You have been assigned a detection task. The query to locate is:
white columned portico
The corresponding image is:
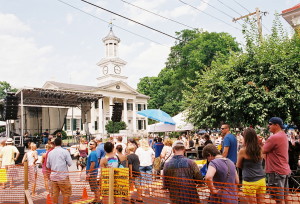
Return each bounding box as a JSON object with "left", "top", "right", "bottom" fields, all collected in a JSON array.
[
  {"left": 98, "top": 98, "right": 104, "bottom": 135},
  {"left": 109, "top": 97, "right": 113, "bottom": 119},
  {"left": 132, "top": 100, "right": 137, "bottom": 132},
  {"left": 123, "top": 98, "right": 128, "bottom": 125}
]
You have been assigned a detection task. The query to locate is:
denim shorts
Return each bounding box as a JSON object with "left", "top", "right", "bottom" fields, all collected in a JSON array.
[{"left": 267, "top": 173, "right": 289, "bottom": 200}]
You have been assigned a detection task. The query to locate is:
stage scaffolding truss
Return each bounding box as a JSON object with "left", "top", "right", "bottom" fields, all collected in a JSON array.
[{"left": 16, "top": 88, "right": 103, "bottom": 107}]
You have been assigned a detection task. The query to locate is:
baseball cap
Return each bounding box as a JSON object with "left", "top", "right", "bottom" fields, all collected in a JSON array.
[
  {"left": 269, "top": 117, "right": 284, "bottom": 129},
  {"left": 172, "top": 140, "right": 185, "bottom": 148}
]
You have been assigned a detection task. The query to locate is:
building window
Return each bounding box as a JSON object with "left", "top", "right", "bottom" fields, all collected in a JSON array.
[
  {"left": 95, "top": 101, "right": 99, "bottom": 109},
  {"left": 66, "top": 119, "right": 71, "bottom": 130},
  {"left": 137, "top": 119, "right": 146, "bottom": 130},
  {"left": 72, "top": 119, "right": 77, "bottom": 131},
  {"left": 127, "top": 103, "right": 133, "bottom": 111},
  {"left": 95, "top": 120, "right": 98, "bottom": 130},
  {"left": 137, "top": 104, "right": 145, "bottom": 111}
]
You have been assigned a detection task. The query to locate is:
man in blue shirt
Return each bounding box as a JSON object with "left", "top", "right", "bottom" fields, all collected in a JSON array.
[
  {"left": 86, "top": 140, "right": 101, "bottom": 204},
  {"left": 154, "top": 137, "right": 164, "bottom": 158},
  {"left": 46, "top": 138, "right": 72, "bottom": 204},
  {"left": 96, "top": 137, "right": 106, "bottom": 163},
  {"left": 221, "top": 124, "right": 237, "bottom": 163}
]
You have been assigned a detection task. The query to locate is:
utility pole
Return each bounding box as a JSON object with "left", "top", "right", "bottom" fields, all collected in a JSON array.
[{"left": 233, "top": 7, "right": 264, "bottom": 43}]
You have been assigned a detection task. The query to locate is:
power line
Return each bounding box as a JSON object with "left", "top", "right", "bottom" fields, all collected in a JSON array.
[
  {"left": 200, "top": 0, "right": 242, "bottom": 26},
  {"left": 216, "top": 0, "right": 243, "bottom": 16},
  {"left": 178, "top": 0, "right": 241, "bottom": 31},
  {"left": 56, "top": 0, "right": 170, "bottom": 47},
  {"left": 232, "top": 0, "right": 250, "bottom": 13},
  {"left": 81, "top": 0, "right": 181, "bottom": 41},
  {"left": 120, "top": 0, "right": 195, "bottom": 30}
]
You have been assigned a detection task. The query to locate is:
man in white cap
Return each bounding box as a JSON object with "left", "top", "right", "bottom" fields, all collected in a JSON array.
[{"left": 0, "top": 138, "right": 20, "bottom": 189}]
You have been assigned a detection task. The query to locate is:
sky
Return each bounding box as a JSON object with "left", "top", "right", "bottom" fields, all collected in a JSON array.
[{"left": 0, "top": 0, "right": 298, "bottom": 90}]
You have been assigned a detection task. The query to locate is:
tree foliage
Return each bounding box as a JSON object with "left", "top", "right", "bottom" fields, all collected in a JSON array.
[
  {"left": 105, "top": 121, "right": 127, "bottom": 134},
  {"left": 184, "top": 16, "right": 300, "bottom": 128},
  {"left": 137, "top": 29, "right": 240, "bottom": 116},
  {"left": 0, "top": 81, "right": 17, "bottom": 99}
]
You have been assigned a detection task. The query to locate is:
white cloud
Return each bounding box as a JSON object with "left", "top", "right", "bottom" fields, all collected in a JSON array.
[
  {"left": 123, "top": 0, "right": 208, "bottom": 25},
  {"left": 119, "top": 42, "right": 145, "bottom": 59},
  {"left": 66, "top": 13, "right": 73, "bottom": 24},
  {"left": 124, "top": 43, "right": 170, "bottom": 88},
  {"left": 0, "top": 13, "right": 31, "bottom": 35}
]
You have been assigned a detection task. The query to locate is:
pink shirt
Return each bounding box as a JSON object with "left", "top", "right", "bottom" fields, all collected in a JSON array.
[{"left": 263, "top": 131, "right": 290, "bottom": 175}]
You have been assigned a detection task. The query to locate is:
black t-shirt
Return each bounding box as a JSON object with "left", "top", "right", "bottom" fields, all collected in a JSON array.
[
  {"left": 127, "top": 153, "right": 140, "bottom": 176},
  {"left": 43, "top": 132, "right": 49, "bottom": 137}
]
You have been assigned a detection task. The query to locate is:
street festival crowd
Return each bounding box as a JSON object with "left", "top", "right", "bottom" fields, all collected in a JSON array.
[{"left": 0, "top": 117, "right": 300, "bottom": 204}]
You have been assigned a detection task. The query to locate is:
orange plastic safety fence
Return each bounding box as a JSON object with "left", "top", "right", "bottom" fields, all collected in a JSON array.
[
  {"left": 0, "top": 164, "right": 25, "bottom": 203},
  {"left": 2, "top": 165, "right": 300, "bottom": 204}
]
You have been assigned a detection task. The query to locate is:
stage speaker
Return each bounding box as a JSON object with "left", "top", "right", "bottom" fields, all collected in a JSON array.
[
  {"left": 111, "top": 103, "right": 123, "bottom": 122},
  {"left": 3, "top": 95, "right": 19, "bottom": 120},
  {"left": 15, "top": 146, "right": 25, "bottom": 165}
]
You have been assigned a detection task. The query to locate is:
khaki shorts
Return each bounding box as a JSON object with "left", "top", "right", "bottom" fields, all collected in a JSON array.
[{"left": 51, "top": 177, "right": 72, "bottom": 197}]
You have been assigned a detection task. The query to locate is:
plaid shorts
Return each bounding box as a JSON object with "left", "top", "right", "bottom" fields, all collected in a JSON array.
[{"left": 267, "top": 173, "right": 289, "bottom": 200}]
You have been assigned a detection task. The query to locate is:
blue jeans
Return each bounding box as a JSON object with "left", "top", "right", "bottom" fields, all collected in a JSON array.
[
  {"left": 43, "top": 137, "right": 48, "bottom": 144},
  {"left": 139, "top": 165, "right": 152, "bottom": 185}
]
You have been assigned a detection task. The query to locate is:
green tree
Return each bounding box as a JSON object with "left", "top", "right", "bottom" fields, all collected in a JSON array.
[
  {"left": 105, "top": 121, "right": 127, "bottom": 134},
  {"left": 137, "top": 29, "right": 240, "bottom": 116},
  {"left": 0, "top": 81, "right": 17, "bottom": 99},
  {"left": 184, "top": 17, "right": 300, "bottom": 128}
]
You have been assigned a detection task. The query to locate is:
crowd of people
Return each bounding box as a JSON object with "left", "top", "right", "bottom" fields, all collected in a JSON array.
[{"left": 0, "top": 116, "right": 300, "bottom": 204}]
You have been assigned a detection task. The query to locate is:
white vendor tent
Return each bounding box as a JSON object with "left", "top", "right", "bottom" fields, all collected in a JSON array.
[
  {"left": 173, "top": 111, "right": 194, "bottom": 131},
  {"left": 147, "top": 122, "right": 175, "bottom": 132},
  {"left": 147, "top": 111, "right": 194, "bottom": 132}
]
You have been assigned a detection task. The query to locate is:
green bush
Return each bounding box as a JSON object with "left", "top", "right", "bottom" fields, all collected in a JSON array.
[{"left": 105, "top": 121, "right": 127, "bottom": 134}]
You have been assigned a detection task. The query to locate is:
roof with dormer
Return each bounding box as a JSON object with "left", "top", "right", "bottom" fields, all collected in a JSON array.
[{"left": 102, "top": 28, "right": 120, "bottom": 43}]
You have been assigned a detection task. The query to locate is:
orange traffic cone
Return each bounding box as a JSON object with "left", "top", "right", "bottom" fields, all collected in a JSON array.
[
  {"left": 46, "top": 194, "right": 53, "bottom": 204},
  {"left": 82, "top": 187, "right": 88, "bottom": 199}
]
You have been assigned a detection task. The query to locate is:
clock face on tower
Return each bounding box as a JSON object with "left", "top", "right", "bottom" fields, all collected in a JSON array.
[
  {"left": 114, "top": 65, "right": 121, "bottom": 74},
  {"left": 103, "top": 66, "right": 108, "bottom": 75}
]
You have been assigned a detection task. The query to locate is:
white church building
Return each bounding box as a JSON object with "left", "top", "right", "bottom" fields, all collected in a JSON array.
[{"left": 42, "top": 28, "right": 149, "bottom": 137}]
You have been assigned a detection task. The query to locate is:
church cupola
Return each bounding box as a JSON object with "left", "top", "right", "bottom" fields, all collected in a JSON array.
[{"left": 102, "top": 27, "right": 120, "bottom": 58}]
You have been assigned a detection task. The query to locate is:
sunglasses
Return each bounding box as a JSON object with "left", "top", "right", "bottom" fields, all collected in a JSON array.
[
  {"left": 268, "top": 123, "right": 274, "bottom": 126},
  {"left": 221, "top": 128, "right": 227, "bottom": 130},
  {"left": 89, "top": 143, "right": 96, "bottom": 146}
]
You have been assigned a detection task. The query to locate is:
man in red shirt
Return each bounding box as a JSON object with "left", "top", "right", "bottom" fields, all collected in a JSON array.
[{"left": 263, "top": 117, "right": 290, "bottom": 204}]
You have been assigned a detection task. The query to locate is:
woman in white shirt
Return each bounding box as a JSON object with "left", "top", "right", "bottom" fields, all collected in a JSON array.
[
  {"left": 160, "top": 138, "right": 173, "bottom": 174},
  {"left": 135, "top": 139, "right": 155, "bottom": 197}
]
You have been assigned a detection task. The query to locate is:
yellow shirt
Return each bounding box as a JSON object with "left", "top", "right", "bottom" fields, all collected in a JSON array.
[{"left": 0, "top": 145, "right": 19, "bottom": 167}]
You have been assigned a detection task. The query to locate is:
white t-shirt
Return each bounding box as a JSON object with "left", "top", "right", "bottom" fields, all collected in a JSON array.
[
  {"left": 161, "top": 146, "right": 173, "bottom": 163},
  {"left": 0, "top": 145, "right": 19, "bottom": 167},
  {"left": 135, "top": 147, "right": 154, "bottom": 166}
]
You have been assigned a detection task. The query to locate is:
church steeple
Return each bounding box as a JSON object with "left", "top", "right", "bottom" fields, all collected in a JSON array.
[
  {"left": 102, "top": 27, "right": 120, "bottom": 58},
  {"left": 96, "top": 28, "right": 127, "bottom": 85}
]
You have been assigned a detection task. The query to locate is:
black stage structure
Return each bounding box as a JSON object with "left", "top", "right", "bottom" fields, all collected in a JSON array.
[{"left": 12, "top": 88, "right": 103, "bottom": 146}]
